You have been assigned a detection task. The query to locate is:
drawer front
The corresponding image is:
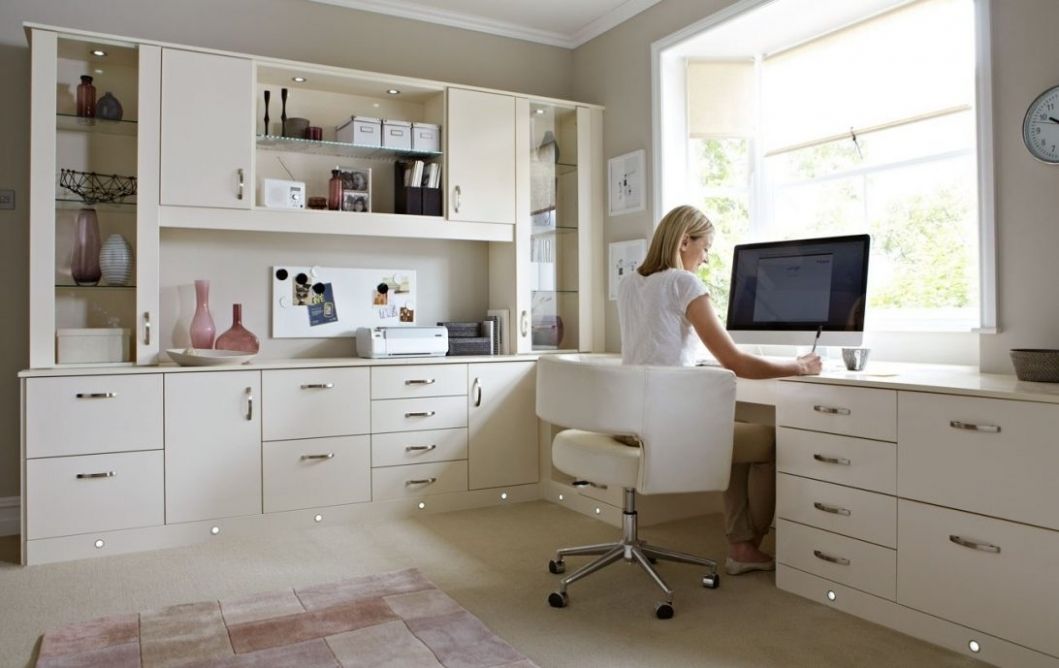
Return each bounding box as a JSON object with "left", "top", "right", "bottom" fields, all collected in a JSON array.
[
  {"left": 371, "top": 429, "right": 468, "bottom": 467},
  {"left": 777, "top": 473, "right": 896, "bottom": 548},
  {"left": 27, "top": 451, "right": 164, "bottom": 539},
  {"left": 898, "top": 392, "right": 1059, "bottom": 531},
  {"left": 371, "top": 364, "right": 467, "bottom": 399},
  {"left": 371, "top": 461, "right": 468, "bottom": 501},
  {"left": 262, "top": 368, "right": 370, "bottom": 441},
  {"left": 26, "top": 375, "right": 163, "bottom": 458},
  {"left": 777, "top": 383, "right": 896, "bottom": 442},
  {"left": 777, "top": 518, "right": 896, "bottom": 600},
  {"left": 777, "top": 427, "right": 896, "bottom": 494},
  {"left": 263, "top": 436, "right": 371, "bottom": 513},
  {"left": 898, "top": 499, "right": 1059, "bottom": 657},
  {"left": 371, "top": 396, "right": 467, "bottom": 433}
]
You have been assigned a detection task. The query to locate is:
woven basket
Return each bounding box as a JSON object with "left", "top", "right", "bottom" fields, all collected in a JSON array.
[{"left": 1009, "top": 349, "right": 1059, "bottom": 383}]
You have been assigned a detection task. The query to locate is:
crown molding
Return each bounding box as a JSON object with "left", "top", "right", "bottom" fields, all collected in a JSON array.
[{"left": 571, "top": 0, "right": 663, "bottom": 47}]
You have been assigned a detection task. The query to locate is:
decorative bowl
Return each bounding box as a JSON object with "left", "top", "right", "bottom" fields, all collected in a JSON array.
[
  {"left": 167, "top": 348, "right": 256, "bottom": 367},
  {"left": 1009, "top": 348, "right": 1059, "bottom": 383}
]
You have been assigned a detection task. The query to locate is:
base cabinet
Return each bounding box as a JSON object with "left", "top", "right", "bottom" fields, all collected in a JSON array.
[{"left": 468, "top": 361, "right": 538, "bottom": 489}]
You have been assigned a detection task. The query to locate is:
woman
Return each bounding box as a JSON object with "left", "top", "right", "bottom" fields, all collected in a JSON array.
[{"left": 617, "top": 204, "right": 822, "bottom": 574}]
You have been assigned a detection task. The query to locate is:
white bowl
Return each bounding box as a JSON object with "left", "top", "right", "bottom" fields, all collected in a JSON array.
[{"left": 166, "top": 348, "right": 256, "bottom": 367}]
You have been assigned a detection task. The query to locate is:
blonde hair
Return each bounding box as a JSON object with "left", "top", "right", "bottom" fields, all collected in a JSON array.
[{"left": 638, "top": 205, "right": 715, "bottom": 276}]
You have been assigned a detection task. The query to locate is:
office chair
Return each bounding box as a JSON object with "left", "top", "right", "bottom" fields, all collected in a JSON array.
[{"left": 536, "top": 354, "right": 736, "bottom": 619}]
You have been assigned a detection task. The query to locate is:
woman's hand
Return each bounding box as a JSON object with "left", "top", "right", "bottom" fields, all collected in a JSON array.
[{"left": 796, "top": 353, "right": 823, "bottom": 376}]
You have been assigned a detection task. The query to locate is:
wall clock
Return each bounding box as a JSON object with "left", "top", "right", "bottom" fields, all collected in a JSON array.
[{"left": 1023, "top": 84, "right": 1059, "bottom": 163}]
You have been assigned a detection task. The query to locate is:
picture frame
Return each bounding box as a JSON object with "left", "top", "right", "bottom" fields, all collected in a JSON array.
[
  {"left": 342, "top": 190, "right": 370, "bottom": 213},
  {"left": 608, "top": 238, "right": 647, "bottom": 301},
  {"left": 608, "top": 149, "right": 646, "bottom": 217},
  {"left": 339, "top": 167, "right": 372, "bottom": 196}
]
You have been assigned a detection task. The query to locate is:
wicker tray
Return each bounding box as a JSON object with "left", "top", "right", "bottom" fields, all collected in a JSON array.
[{"left": 1009, "top": 349, "right": 1059, "bottom": 383}]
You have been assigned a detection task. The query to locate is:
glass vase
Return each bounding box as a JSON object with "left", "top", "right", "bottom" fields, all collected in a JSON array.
[
  {"left": 215, "top": 303, "right": 260, "bottom": 353},
  {"left": 189, "top": 279, "right": 216, "bottom": 349},
  {"left": 71, "top": 208, "right": 102, "bottom": 286},
  {"left": 76, "top": 75, "right": 96, "bottom": 118}
]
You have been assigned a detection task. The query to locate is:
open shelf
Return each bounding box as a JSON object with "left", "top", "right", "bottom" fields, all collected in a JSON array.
[
  {"left": 56, "top": 113, "right": 137, "bottom": 136},
  {"left": 55, "top": 284, "right": 137, "bottom": 290},
  {"left": 55, "top": 198, "right": 136, "bottom": 211},
  {"left": 256, "top": 135, "right": 442, "bottom": 162}
]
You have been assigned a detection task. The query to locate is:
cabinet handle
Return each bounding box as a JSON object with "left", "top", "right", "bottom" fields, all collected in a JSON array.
[
  {"left": 300, "top": 383, "right": 335, "bottom": 390},
  {"left": 405, "top": 411, "right": 436, "bottom": 418},
  {"left": 405, "top": 477, "right": 438, "bottom": 486},
  {"left": 472, "top": 377, "right": 482, "bottom": 407},
  {"left": 143, "top": 312, "right": 151, "bottom": 346},
  {"left": 813, "top": 501, "right": 851, "bottom": 516},
  {"left": 949, "top": 534, "right": 1001, "bottom": 553},
  {"left": 813, "top": 550, "right": 850, "bottom": 566},
  {"left": 237, "top": 168, "right": 245, "bottom": 200},
  {"left": 76, "top": 471, "right": 116, "bottom": 479},
  {"left": 813, "top": 453, "right": 851, "bottom": 466},
  {"left": 405, "top": 379, "right": 436, "bottom": 385},
  {"left": 245, "top": 387, "right": 253, "bottom": 421},
  {"left": 405, "top": 445, "right": 437, "bottom": 453},
  {"left": 453, "top": 185, "right": 461, "bottom": 213},
  {"left": 813, "top": 405, "right": 851, "bottom": 416},
  {"left": 300, "top": 453, "right": 335, "bottom": 461},
  {"left": 949, "top": 420, "right": 1001, "bottom": 434},
  {"left": 76, "top": 392, "right": 117, "bottom": 399},
  {"left": 520, "top": 310, "right": 529, "bottom": 337}
]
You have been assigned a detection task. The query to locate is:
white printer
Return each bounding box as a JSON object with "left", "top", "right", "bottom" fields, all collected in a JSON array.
[{"left": 355, "top": 326, "right": 448, "bottom": 358}]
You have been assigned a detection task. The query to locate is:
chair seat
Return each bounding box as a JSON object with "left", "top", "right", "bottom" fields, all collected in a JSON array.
[{"left": 553, "top": 429, "right": 641, "bottom": 489}]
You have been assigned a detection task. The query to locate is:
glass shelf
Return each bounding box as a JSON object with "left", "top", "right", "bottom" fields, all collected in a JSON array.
[
  {"left": 56, "top": 113, "right": 137, "bottom": 136},
  {"left": 55, "top": 283, "right": 136, "bottom": 289},
  {"left": 532, "top": 224, "right": 578, "bottom": 234},
  {"left": 532, "top": 289, "right": 579, "bottom": 294},
  {"left": 55, "top": 198, "right": 137, "bottom": 211},
  {"left": 256, "top": 135, "right": 443, "bottom": 161}
]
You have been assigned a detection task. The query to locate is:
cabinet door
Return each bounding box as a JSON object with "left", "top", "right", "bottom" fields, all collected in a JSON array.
[
  {"left": 160, "top": 49, "right": 253, "bottom": 208},
  {"left": 165, "top": 371, "right": 261, "bottom": 523},
  {"left": 467, "top": 362, "right": 538, "bottom": 489},
  {"left": 447, "top": 88, "right": 515, "bottom": 224}
]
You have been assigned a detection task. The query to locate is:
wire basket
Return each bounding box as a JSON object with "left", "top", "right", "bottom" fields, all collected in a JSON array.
[{"left": 59, "top": 168, "right": 137, "bottom": 204}]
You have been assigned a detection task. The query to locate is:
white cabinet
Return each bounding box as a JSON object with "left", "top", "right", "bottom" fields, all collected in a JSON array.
[
  {"left": 262, "top": 435, "right": 371, "bottom": 513},
  {"left": 468, "top": 361, "right": 538, "bottom": 489},
  {"left": 164, "top": 371, "right": 261, "bottom": 523},
  {"left": 160, "top": 48, "right": 253, "bottom": 208},
  {"left": 262, "top": 368, "right": 370, "bottom": 441},
  {"left": 446, "top": 87, "right": 516, "bottom": 225}
]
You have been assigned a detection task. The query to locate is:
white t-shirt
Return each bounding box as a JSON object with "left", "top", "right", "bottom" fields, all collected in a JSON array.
[{"left": 618, "top": 268, "right": 709, "bottom": 367}]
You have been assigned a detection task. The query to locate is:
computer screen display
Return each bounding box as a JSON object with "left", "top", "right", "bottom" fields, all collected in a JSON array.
[{"left": 725, "top": 234, "right": 870, "bottom": 346}]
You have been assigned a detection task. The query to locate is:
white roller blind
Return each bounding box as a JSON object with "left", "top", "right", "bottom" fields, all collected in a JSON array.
[
  {"left": 687, "top": 61, "right": 755, "bottom": 137},
  {"left": 761, "top": 0, "right": 974, "bottom": 154}
]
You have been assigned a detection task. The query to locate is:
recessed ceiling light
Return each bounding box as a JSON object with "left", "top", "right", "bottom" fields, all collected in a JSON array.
[
  {"left": 292, "top": 76, "right": 307, "bottom": 82},
  {"left": 91, "top": 49, "right": 107, "bottom": 57},
  {"left": 94, "top": 69, "right": 104, "bottom": 75},
  {"left": 535, "top": 109, "right": 545, "bottom": 115},
  {"left": 387, "top": 89, "right": 400, "bottom": 95}
]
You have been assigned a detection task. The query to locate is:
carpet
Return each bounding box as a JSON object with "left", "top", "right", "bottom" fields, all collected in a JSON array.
[{"left": 35, "top": 568, "right": 537, "bottom": 668}]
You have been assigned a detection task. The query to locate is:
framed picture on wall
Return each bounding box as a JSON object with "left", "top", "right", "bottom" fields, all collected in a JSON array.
[
  {"left": 609, "top": 238, "right": 647, "bottom": 300},
  {"left": 608, "top": 149, "right": 646, "bottom": 216}
]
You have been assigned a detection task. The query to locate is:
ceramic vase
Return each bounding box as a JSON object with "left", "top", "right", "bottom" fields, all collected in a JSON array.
[
  {"left": 99, "top": 233, "right": 132, "bottom": 286},
  {"left": 189, "top": 279, "right": 216, "bottom": 349},
  {"left": 215, "top": 304, "right": 260, "bottom": 353},
  {"left": 71, "top": 208, "right": 102, "bottom": 286},
  {"left": 95, "top": 92, "right": 123, "bottom": 121}
]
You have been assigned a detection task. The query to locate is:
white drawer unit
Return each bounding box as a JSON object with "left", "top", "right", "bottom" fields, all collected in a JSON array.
[
  {"left": 776, "top": 427, "right": 896, "bottom": 495},
  {"left": 371, "top": 364, "right": 467, "bottom": 400},
  {"left": 371, "top": 428, "right": 468, "bottom": 467},
  {"left": 777, "top": 473, "right": 896, "bottom": 548},
  {"left": 262, "top": 368, "right": 370, "bottom": 441},
  {"left": 25, "top": 375, "right": 163, "bottom": 458},
  {"left": 371, "top": 460, "right": 469, "bottom": 501},
  {"left": 777, "top": 519, "right": 896, "bottom": 600},
  {"left": 898, "top": 499, "right": 1059, "bottom": 658},
  {"left": 26, "top": 451, "right": 164, "bottom": 539},
  {"left": 262, "top": 436, "right": 371, "bottom": 513},
  {"left": 777, "top": 383, "right": 896, "bottom": 442},
  {"left": 371, "top": 396, "right": 467, "bottom": 433},
  {"left": 898, "top": 392, "right": 1059, "bottom": 531}
]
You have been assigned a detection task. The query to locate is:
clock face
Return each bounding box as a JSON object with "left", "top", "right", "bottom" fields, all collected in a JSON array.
[{"left": 1023, "top": 85, "right": 1059, "bottom": 163}]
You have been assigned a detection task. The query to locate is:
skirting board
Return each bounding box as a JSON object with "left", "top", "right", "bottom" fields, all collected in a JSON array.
[{"left": 0, "top": 496, "right": 20, "bottom": 537}]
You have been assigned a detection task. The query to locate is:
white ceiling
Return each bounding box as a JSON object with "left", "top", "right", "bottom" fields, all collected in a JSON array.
[{"left": 309, "top": 0, "right": 663, "bottom": 48}]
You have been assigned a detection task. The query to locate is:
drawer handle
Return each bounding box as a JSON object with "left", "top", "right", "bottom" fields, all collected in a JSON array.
[
  {"left": 405, "top": 445, "right": 437, "bottom": 453},
  {"left": 813, "top": 454, "right": 851, "bottom": 466},
  {"left": 813, "top": 405, "right": 851, "bottom": 416},
  {"left": 300, "top": 383, "right": 335, "bottom": 390},
  {"left": 405, "top": 477, "right": 438, "bottom": 486},
  {"left": 76, "top": 471, "right": 116, "bottom": 479},
  {"left": 405, "top": 379, "right": 436, "bottom": 385},
  {"left": 245, "top": 387, "right": 254, "bottom": 421},
  {"left": 405, "top": 411, "right": 436, "bottom": 418},
  {"left": 949, "top": 534, "right": 1001, "bottom": 554},
  {"left": 949, "top": 420, "right": 1001, "bottom": 434},
  {"left": 813, "top": 549, "right": 851, "bottom": 566},
  {"left": 813, "top": 502, "right": 851, "bottom": 516},
  {"left": 76, "top": 392, "right": 117, "bottom": 399},
  {"left": 300, "top": 453, "right": 335, "bottom": 461}
]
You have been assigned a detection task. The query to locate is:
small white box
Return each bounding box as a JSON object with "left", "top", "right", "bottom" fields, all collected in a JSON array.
[
  {"left": 382, "top": 119, "right": 413, "bottom": 150},
  {"left": 336, "top": 116, "right": 381, "bottom": 147},
  {"left": 57, "top": 328, "right": 130, "bottom": 364},
  {"left": 411, "top": 122, "right": 440, "bottom": 152}
]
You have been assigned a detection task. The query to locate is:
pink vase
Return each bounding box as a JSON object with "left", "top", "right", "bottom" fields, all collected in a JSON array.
[
  {"left": 189, "top": 280, "right": 216, "bottom": 349},
  {"left": 71, "top": 208, "right": 102, "bottom": 286},
  {"left": 215, "top": 303, "right": 260, "bottom": 353}
]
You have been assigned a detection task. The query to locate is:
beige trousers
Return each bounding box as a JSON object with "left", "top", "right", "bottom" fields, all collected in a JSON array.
[{"left": 723, "top": 422, "right": 776, "bottom": 544}]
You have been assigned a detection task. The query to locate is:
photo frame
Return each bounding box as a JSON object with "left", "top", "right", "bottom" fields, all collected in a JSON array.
[
  {"left": 339, "top": 166, "right": 371, "bottom": 200},
  {"left": 608, "top": 149, "right": 646, "bottom": 216},
  {"left": 342, "top": 190, "right": 370, "bottom": 212},
  {"left": 608, "top": 238, "right": 647, "bottom": 300}
]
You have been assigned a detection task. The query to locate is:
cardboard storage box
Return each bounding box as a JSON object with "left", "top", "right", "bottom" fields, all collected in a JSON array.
[
  {"left": 336, "top": 116, "right": 382, "bottom": 147},
  {"left": 382, "top": 119, "right": 412, "bottom": 150},
  {"left": 412, "top": 122, "right": 440, "bottom": 152},
  {"left": 57, "top": 328, "right": 130, "bottom": 364}
]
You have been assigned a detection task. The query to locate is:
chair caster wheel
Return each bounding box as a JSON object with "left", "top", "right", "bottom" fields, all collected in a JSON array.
[
  {"left": 702, "top": 573, "right": 720, "bottom": 589},
  {"left": 549, "top": 559, "right": 566, "bottom": 574},
  {"left": 548, "top": 592, "right": 568, "bottom": 608},
  {"left": 647, "top": 556, "right": 658, "bottom": 564},
  {"left": 655, "top": 602, "right": 674, "bottom": 619}
]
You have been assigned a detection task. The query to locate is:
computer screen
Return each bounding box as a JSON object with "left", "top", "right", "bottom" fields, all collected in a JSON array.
[{"left": 725, "top": 234, "right": 870, "bottom": 346}]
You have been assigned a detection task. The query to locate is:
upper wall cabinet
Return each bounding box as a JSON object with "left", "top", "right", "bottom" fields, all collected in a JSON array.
[
  {"left": 160, "top": 49, "right": 254, "bottom": 209},
  {"left": 447, "top": 88, "right": 516, "bottom": 225}
]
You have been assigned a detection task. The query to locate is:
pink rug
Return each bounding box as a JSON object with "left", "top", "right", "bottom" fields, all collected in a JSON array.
[{"left": 36, "top": 568, "right": 537, "bottom": 667}]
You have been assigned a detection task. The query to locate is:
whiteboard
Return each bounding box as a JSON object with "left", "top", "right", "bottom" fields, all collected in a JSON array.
[{"left": 271, "top": 265, "right": 417, "bottom": 338}]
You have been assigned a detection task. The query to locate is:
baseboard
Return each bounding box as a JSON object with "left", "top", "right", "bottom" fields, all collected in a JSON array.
[{"left": 0, "top": 496, "right": 20, "bottom": 537}]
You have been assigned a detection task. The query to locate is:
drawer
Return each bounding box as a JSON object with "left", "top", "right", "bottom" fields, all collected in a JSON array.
[
  {"left": 263, "top": 436, "right": 371, "bottom": 513},
  {"left": 898, "top": 499, "right": 1059, "bottom": 657},
  {"left": 777, "top": 383, "right": 896, "bottom": 442},
  {"left": 371, "top": 461, "right": 468, "bottom": 501},
  {"left": 898, "top": 392, "right": 1059, "bottom": 531},
  {"left": 371, "top": 428, "right": 468, "bottom": 467},
  {"left": 25, "top": 375, "right": 163, "bottom": 458},
  {"left": 371, "top": 364, "right": 467, "bottom": 399},
  {"left": 262, "top": 368, "right": 370, "bottom": 441},
  {"left": 371, "top": 396, "right": 467, "bottom": 433},
  {"left": 777, "top": 518, "right": 896, "bottom": 600},
  {"left": 777, "top": 473, "right": 896, "bottom": 547},
  {"left": 777, "top": 427, "right": 895, "bottom": 494},
  {"left": 27, "top": 451, "right": 164, "bottom": 539}
]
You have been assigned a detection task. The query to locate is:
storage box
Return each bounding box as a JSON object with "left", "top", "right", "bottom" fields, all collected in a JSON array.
[
  {"left": 336, "top": 116, "right": 382, "bottom": 147},
  {"left": 412, "top": 122, "right": 440, "bottom": 152},
  {"left": 57, "top": 328, "right": 130, "bottom": 364},
  {"left": 382, "top": 119, "right": 413, "bottom": 150}
]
